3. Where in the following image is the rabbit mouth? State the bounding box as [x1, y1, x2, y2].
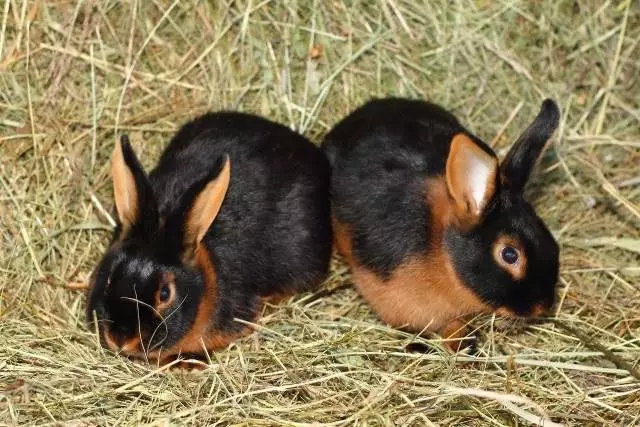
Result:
[496, 303, 548, 319]
[102, 328, 159, 359]
[103, 329, 140, 353]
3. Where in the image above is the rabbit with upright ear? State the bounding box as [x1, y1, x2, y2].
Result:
[87, 112, 332, 362]
[322, 98, 560, 351]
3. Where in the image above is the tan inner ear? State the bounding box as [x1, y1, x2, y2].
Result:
[446, 133, 498, 221]
[186, 155, 231, 248]
[111, 140, 139, 229]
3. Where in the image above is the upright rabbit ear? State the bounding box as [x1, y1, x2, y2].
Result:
[111, 135, 158, 235]
[185, 154, 231, 248]
[500, 99, 560, 192]
[446, 133, 499, 225]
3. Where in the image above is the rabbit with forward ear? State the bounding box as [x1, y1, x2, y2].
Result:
[87, 112, 332, 362]
[322, 98, 560, 351]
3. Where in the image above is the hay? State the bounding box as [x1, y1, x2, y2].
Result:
[1, 0, 639, 425]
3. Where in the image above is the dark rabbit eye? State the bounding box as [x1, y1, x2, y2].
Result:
[159, 285, 171, 302]
[156, 273, 176, 308]
[501, 246, 519, 264]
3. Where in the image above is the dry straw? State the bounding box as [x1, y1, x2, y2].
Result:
[1, 0, 639, 425]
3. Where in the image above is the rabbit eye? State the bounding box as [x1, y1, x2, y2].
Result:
[501, 246, 519, 264]
[159, 285, 171, 302]
[156, 272, 176, 309]
[493, 236, 526, 281]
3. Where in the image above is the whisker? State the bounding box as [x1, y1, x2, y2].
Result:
[120, 296, 157, 313]
[118, 289, 191, 360]
[131, 286, 149, 365]
[148, 295, 188, 352]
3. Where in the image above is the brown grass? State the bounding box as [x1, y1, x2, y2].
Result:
[1, 0, 639, 425]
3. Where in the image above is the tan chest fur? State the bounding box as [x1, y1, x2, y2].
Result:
[351, 254, 490, 332]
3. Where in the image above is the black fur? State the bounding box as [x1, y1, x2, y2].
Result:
[500, 99, 560, 192]
[119, 135, 159, 238]
[444, 191, 559, 315]
[87, 112, 332, 353]
[322, 97, 560, 315]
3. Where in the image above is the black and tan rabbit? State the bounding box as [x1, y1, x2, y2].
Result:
[322, 98, 560, 351]
[87, 112, 332, 363]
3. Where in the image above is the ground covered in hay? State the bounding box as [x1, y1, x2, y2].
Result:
[1, 1, 639, 425]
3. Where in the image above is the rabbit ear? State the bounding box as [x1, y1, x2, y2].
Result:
[111, 135, 158, 235]
[500, 99, 560, 192]
[446, 133, 498, 223]
[185, 154, 231, 247]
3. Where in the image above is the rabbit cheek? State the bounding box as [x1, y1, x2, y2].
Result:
[160, 244, 246, 357]
[164, 244, 218, 355]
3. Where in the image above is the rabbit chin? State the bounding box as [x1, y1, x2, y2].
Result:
[101, 329, 183, 362]
[102, 329, 160, 360]
[495, 303, 547, 319]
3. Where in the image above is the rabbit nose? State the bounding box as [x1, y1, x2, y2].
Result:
[103, 329, 141, 353]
